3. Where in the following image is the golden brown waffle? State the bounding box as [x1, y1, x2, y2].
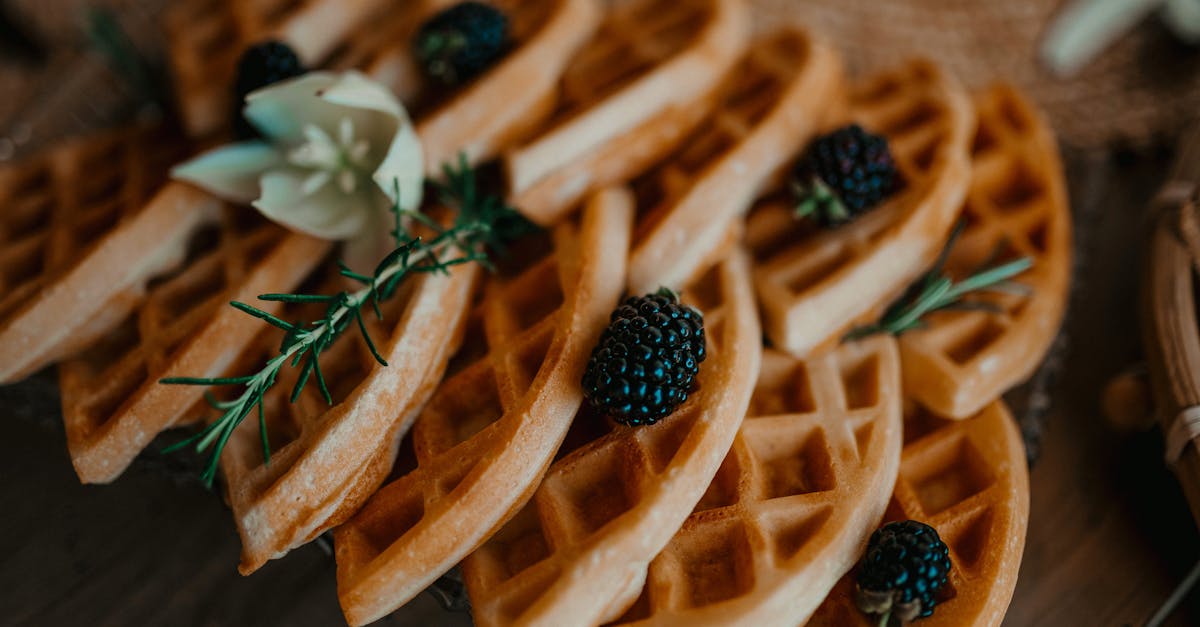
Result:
[333, 0, 601, 177]
[609, 337, 901, 626]
[164, 0, 394, 137]
[506, 0, 750, 226]
[334, 188, 633, 626]
[627, 29, 844, 293]
[900, 85, 1071, 419]
[747, 60, 974, 358]
[462, 248, 764, 627]
[810, 400, 1029, 627]
[221, 241, 481, 574]
[59, 208, 329, 484]
[0, 126, 197, 384]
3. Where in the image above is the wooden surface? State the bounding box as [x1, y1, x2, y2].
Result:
[4, 3, 1200, 626]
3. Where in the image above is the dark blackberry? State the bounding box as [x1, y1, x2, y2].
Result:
[582, 289, 706, 426]
[792, 124, 898, 227]
[414, 2, 509, 87]
[855, 520, 952, 624]
[231, 41, 307, 139]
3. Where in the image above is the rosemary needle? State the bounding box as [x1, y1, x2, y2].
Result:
[161, 155, 532, 487]
[845, 223, 1034, 340]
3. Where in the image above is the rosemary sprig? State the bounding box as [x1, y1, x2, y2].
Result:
[845, 222, 1034, 340]
[161, 155, 530, 487]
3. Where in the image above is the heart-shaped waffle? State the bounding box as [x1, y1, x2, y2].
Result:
[609, 337, 902, 626]
[809, 400, 1029, 626]
[165, 0, 398, 137]
[333, 188, 633, 626]
[59, 213, 329, 484]
[0, 126, 193, 384]
[507, 0, 750, 226]
[461, 247, 762, 627]
[626, 28, 843, 293]
[333, 0, 601, 176]
[747, 60, 974, 357]
[900, 85, 1071, 419]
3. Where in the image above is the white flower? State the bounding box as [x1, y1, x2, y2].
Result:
[172, 71, 424, 271]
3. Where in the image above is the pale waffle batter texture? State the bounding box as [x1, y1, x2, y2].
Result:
[0, 1, 1074, 625]
[59, 212, 328, 484]
[337, 0, 602, 176]
[627, 29, 843, 293]
[747, 61, 975, 358]
[810, 400, 1029, 627]
[462, 248, 762, 627]
[613, 337, 902, 626]
[334, 191, 632, 626]
[506, 0, 750, 226]
[899, 85, 1072, 419]
[0, 127, 194, 383]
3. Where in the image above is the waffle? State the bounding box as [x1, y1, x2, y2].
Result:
[605, 336, 901, 626]
[221, 238, 481, 574]
[899, 85, 1071, 419]
[627, 29, 844, 293]
[506, 0, 750, 226]
[333, 0, 601, 177]
[0, 126, 195, 384]
[810, 400, 1029, 627]
[165, 0, 394, 137]
[463, 245, 763, 627]
[746, 60, 974, 357]
[334, 188, 634, 626]
[59, 210, 329, 484]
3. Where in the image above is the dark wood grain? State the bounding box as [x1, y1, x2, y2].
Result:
[1005, 151, 1200, 626]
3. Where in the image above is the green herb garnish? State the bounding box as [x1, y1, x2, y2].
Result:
[162, 156, 531, 487]
[845, 222, 1033, 340]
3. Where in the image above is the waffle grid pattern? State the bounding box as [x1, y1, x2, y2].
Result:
[0, 126, 178, 327]
[337, 0, 550, 102]
[165, 0, 385, 137]
[507, 0, 748, 225]
[58, 208, 327, 484]
[628, 29, 840, 292]
[463, 249, 761, 627]
[607, 338, 900, 624]
[215, 240, 480, 574]
[335, 191, 631, 626]
[747, 61, 973, 357]
[899, 85, 1071, 418]
[810, 400, 1029, 626]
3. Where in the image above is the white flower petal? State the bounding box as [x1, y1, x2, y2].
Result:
[253, 169, 369, 240]
[243, 72, 345, 147]
[372, 119, 424, 212]
[318, 70, 406, 119]
[171, 141, 280, 203]
[318, 71, 415, 170]
[341, 200, 397, 274]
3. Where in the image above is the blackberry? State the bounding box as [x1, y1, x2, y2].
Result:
[414, 2, 509, 87]
[792, 124, 898, 228]
[855, 520, 951, 624]
[582, 289, 706, 426]
[231, 41, 307, 139]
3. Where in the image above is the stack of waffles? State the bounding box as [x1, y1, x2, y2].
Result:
[0, 0, 1073, 625]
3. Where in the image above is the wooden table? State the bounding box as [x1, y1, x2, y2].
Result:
[4, 4, 1200, 626]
